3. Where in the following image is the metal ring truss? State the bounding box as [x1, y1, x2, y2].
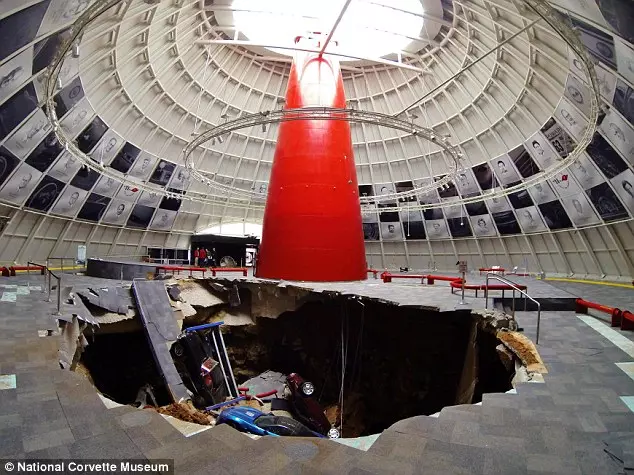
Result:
[183, 107, 464, 202]
[42, 0, 600, 214]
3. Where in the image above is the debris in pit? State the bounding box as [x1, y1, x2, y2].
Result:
[167, 285, 182, 302]
[157, 402, 214, 425]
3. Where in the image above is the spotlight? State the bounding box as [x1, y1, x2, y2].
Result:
[218, 136, 223, 144]
[57, 78, 63, 89]
[261, 123, 267, 133]
[72, 43, 80, 58]
[211, 138, 216, 145]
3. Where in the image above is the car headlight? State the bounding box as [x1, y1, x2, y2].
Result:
[300, 381, 315, 396]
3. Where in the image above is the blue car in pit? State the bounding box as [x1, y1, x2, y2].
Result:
[216, 406, 326, 438]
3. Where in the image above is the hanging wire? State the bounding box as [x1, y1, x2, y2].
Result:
[193, 47, 212, 136]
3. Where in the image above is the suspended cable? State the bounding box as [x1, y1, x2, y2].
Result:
[193, 47, 212, 136]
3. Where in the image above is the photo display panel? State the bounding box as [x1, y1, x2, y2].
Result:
[54, 76, 84, 118]
[515, 205, 548, 232]
[76, 116, 108, 154]
[508, 184, 535, 209]
[596, 0, 634, 44]
[586, 182, 628, 222]
[473, 163, 499, 190]
[48, 151, 82, 182]
[137, 190, 162, 207]
[127, 204, 154, 228]
[168, 166, 191, 191]
[92, 175, 120, 198]
[470, 214, 497, 237]
[37, 0, 93, 38]
[561, 192, 601, 226]
[613, 79, 634, 124]
[395, 181, 416, 202]
[437, 177, 459, 198]
[0, 147, 20, 187]
[570, 17, 617, 70]
[0, 162, 42, 204]
[25, 174, 65, 212]
[380, 221, 403, 240]
[454, 169, 480, 195]
[378, 204, 399, 222]
[159, 189, 183, 211]
[149, 160, 176, 187]
[358, 184, 374, 200]
[442, 197, 464, 219]
[564, 74, 593, 117]
[528, 181, 558, 204]
[150, 209, 177, 231]
[361, 202, 378, 223]
[585, 132, 629, 178]
[541, 117, 576, 158]
[538, 200, 573, 230]
[32, 27, 70, 74]
[465, 197, 488, 216]
[50, 184, 87, 217]
[490, 155, 521, 185]
[3, 108, 51, 159]
[0, 1, 49, 63]
[404, 220, 426, 239]
[101, 199, 133, 225]
[110, 142, 141, 174]
[116, 183, 141, 203]
[89, 129, 124, 165]
[554, 99, 588, 141]
[374, 183, 397, 203]
[77, 193, 110, 222]
[485, 191, 512, 213]
[0, 48, 34, 105]
[59, 96, 94, 138]
[425, 218, 450, 239]
[610, 168, 634, 215]
[594, 64, 618, 103]
[615, 38, 634, 85]
[24, 131, 63, 172]
[0, 83, 39, 141]
[549, 171, 583, 198]
[492, 211, 521, 235]
[70, 166, 100, 191]
[509, 145, 540, 178]
[599, 108, 634, 165]
[447, 217, 472, 238]
[363, 223, 379, 240]
[568, 153, 604, 190]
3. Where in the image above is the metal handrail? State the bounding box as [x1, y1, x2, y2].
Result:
[27, 261, 62, 316]
[484, 273, 541, 344]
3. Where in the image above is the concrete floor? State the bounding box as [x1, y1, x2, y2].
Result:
[0, 274, 633, 473]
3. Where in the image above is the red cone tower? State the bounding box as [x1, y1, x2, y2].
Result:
[256, 38, 366, 281]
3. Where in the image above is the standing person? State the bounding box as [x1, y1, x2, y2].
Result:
[193, 247, 199, 266]
[199, 247, 207, 266]
[210, 248, 218, 267]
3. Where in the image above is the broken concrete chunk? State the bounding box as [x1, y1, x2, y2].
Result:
[178, 281, 226, 308]
[167, 285, 182, 302]
[497, 331, 547, 374]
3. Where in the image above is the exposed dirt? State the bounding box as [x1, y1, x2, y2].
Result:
[157, 402, 214, 425]
[497, 331, 547, 374]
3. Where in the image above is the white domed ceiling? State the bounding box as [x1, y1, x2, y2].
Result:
[0, 0, 632, 241]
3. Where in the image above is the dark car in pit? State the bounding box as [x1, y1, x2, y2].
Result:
[285, 373, 340, 438]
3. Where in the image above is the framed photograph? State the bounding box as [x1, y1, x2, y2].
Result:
[613, 79, 634, 124]
[3, 108, 51, 159]
[76, 116, 108, 154]
[453, 169, 480, 195]
[70, 167, 100, 191]
[150, 209, 177, 231]
[570, 17, 617, 70]
[404, 221, 426, 240]
[594, 64, 617, 103]
[473, 163, 499, 191]
[25, 175, 65, 212]
[0, 2, 48, 63]
[361, 202, 378, 223]
[465, 197, 488, 216]
[37, 0, 93, 38]
[0, 83, 38, 141]
[167, 166, 191, 191]
[442, 198, 464, 219]
[490, 155, 521, 185]
[509, 144, 540, 178]
[127, 204, 154, 228]
[485, 191, 512, 212]
[54, 76, 84, 118]
[149, 160, 176, 187]
[378, 203, 399, 222]
[528, 181, 558, 204]
[0, 147, 20, 188]
[470, 214, 497, 237]
[554, 99, 588, 141]
[88, 129, 124, 165]
[595, 0, 634, 44]
[524, 131, 560, 170]
[599, 108, 634, 165]
[50, 185, 87, 217]
[425, 219, 450, 239]
[492, 211, 522, 235]
[537, 200, 573, 230]
[101, 199, 133, 225]
[0, 47, 32, 104]
[585, 132, 628, 178]
[116, 183, 141, 203]
[567, 153, 604, 190]
[59, 97, 95, 139]
[374, 183, 396, 203]
[358, 184, 374, 201]
[447, 217, 472, 238]
[399, 210, 423, 223]
[363, 222, 379, 240]
[0, 162, 42, 204]
[541, 117, 576, 158]
[110, 143, 142, 175]
[515, 205, 548, 233]
[92, 175, 120, 198]
[380, 221, 403, 241]
[549, 171, 583, 198]
[586, 182, 629, 221]
[560, 192, 601, 226]
[48, 151, 82, 182]
[395, 180, 416, 202]
[609, 168, 634, 215]
[77, 193, 111, 222]
[508, 187, 534, 210]
[137, 190, 161, 207]
[564, 74, 592, 118]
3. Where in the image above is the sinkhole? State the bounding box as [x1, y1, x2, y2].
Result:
[77, 292, 516, 438]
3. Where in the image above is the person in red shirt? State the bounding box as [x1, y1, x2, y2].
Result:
[193, 248, 199, 266]
[199, 248, 207, 266]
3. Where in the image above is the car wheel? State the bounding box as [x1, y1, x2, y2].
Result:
[327, 427, 341, 439]
[300, 381, 315, 396]
[173, 343, 184, 357]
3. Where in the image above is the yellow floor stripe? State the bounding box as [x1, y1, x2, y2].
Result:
[545, 277, 634, 289]
[11, 265, 85, 273]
